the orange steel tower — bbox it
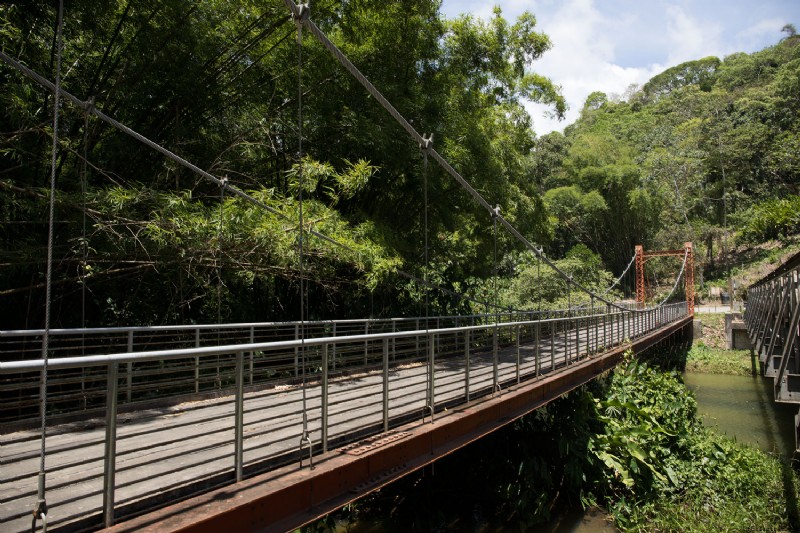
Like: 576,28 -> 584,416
635,242 -> 694,315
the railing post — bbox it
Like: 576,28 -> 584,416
194,329 -> 201,393
249,326 -> 255,385
492,326 -> 499,393
535,321 -> 541,376
455,316 -> 460,352
234,351 -> 244,482
436,317 -> 440,354
364,322 -> 369,366
550,321 -> 556,370
103,362 -> 119,528
332,322 -> 337,371
516,324 -> 521,383
126,331 -> 133,402
622,311 -> 626,341
322,343 -> 329,452
294,324 -> 299,377
415,318 -> 420,356
391,321 -> 396,361
382,339 -> 389,433
464,329 -> 471,402
426,333 -> 435,422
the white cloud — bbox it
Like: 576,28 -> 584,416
439,0 -> 800,135
735,18 -> 787,51
519,0 -> 665,135
664,5 -> 724,64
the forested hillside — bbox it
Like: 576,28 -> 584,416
1,1 -> 798,329
537,27 -> 800,290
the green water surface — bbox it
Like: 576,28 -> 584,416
683,372 -> 797,457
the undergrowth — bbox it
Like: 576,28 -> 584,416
303,358 -> 800,533
589,357 -> 799,531
685,342 -> 753,376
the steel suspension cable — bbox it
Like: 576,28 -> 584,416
80,100 -> 92,331
423,140 -> 430,326
280,0 -> 628,311
422,136 -> 434,420
536,252 -> 542,315
215,178 -> 226,386
570,251 -> 638,310
33,1 -> 64,530
601,252 -> 637,297
655,249 -> 689,307
217,179 -> 226,330
295,4 -> 312,468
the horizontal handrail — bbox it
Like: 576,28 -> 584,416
0,304 -> 686,373
0,303 -> 650,338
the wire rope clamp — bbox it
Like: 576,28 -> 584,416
32,497 -> 47,521
492,204 -> 501,219
419,133 -> 433,153
83,95 -> 95,114
292,3 -> 310,24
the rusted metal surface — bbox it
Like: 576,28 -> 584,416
340,431 -> 411,456
104,316 -> 692,533
635,242 -> 694,315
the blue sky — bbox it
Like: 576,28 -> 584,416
440,0 -> 800,135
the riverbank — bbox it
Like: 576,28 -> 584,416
685,312 -> 753,376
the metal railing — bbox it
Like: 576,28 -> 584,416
0,303 -> 687,532
1,308 -> 638,426
744,250 -> 800,402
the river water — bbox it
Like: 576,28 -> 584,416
683,372 -> 797,458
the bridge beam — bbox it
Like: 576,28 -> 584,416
105,316 -> 692,533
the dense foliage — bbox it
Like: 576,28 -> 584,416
2,2 -> 799,326
0,0 -> 564,328
305,358 -> 799,532
593,360 -> 798,531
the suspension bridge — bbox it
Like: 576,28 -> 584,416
1,1 -> 696,532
